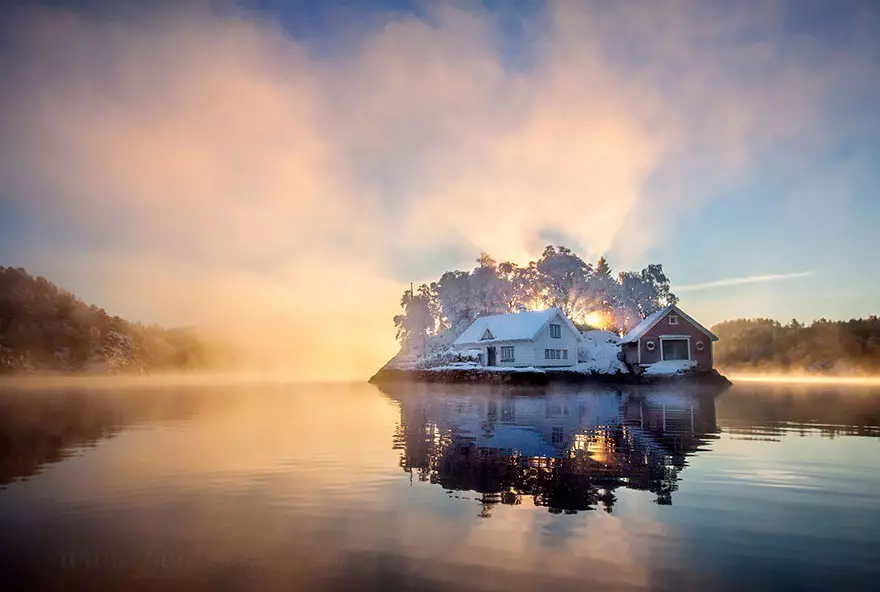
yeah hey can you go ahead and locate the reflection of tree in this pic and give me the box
[0,389,206,487]
[382,384,721,515]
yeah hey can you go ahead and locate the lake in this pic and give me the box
[1,379,879,591]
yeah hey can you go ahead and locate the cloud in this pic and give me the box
[0,1,874,378]
[675,272,813,293]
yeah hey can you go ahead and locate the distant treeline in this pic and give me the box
[0,267,212,374]
[712,317,880,375]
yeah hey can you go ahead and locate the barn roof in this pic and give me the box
[619,304,718,344]
[453,307,582,346]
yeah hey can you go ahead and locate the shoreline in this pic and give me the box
[369,367,733,388]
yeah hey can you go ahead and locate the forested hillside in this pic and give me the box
[712,317,880,375]
[0,267,209,374]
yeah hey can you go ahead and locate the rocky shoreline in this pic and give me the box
[368,367,733,388]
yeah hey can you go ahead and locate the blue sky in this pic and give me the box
[0,0,879,375]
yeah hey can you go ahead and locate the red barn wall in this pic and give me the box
[637,310,714,368]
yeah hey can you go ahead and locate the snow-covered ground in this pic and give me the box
[576,330,629,374]
[642,360,697,376]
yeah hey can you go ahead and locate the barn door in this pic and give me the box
[661,339,689,361]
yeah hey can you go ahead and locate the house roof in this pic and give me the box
[453,307,582,346]
[619,304,719,344]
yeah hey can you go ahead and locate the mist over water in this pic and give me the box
[1,379,878,590]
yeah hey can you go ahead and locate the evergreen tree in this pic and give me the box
[596,256,612,277]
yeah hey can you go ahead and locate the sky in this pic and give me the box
[0,0,879,379]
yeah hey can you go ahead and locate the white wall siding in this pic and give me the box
[454,312,580,368]
[531,313,579,367]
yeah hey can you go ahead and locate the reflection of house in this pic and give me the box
[453,307,582,368]
[620,305,719,370]
[383,384,719,514]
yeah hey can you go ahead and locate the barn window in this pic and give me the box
[696,341,705,351]
[550,324,561,338]
[668,315,679,325]
[500,346,515,362]
[646,340,656,351]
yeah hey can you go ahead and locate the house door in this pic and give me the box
[486,347,497,366]
[661,339,689,361]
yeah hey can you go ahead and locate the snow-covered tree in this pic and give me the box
[393,288,435,354]
[391,248,677,344]
[534,246,592,318]
[614,264,677,332]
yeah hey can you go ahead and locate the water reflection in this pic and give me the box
[380,384,723,514]
[0,381,878,590]
[0,388,215,487]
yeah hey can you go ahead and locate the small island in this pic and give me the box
[370,249,731,388]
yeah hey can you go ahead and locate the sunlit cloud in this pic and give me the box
[675,272,813,293]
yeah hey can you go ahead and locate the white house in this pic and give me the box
[453,307,582,368]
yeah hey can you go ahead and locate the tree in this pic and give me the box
[393,288,435,354]
[535,245,592,318]
[596,256,612,277]
[614,264,677,332]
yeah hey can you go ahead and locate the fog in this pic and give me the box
[726,374,880,386]
[1,2,874,379]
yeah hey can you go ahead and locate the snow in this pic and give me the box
[619,306,672,344]
[575,330,629,374]
[453,307,580,346]
[642,360,697,376]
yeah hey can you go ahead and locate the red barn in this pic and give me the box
[620,305,718,370]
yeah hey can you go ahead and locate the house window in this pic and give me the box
[552,426,564,445]
[550,324,562,338]
[545,349,568,361]
[500,346,515,362]
[668,315,679,326]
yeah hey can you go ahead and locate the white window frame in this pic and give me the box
[544,348,550,360]
[549,324,561,339]
[658,335,691,361]
[500,346,515,363]
[668,315,679,326]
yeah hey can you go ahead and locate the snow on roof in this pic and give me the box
[619,304,719,344]
[619,307,670,344]
[453,307,581,346]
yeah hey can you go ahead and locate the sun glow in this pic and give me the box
[583,311,608,330]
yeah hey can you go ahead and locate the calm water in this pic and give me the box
[1,380,879,591]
